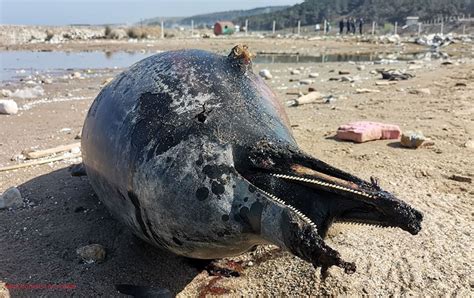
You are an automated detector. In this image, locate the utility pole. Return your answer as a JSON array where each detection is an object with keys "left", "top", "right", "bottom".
[
  {"left": 245, "top": 19, "right": 248, "bottom": 36},
  {"left": 297, "top": 20, "right": 301, "bottom": 36},
  {"left": 394, "top": 21, "right": 398, "bottom": 35},
  {"left": 161, "top": 20, "right": 164, "bottom": 39},
  {"left": 324, "top": 19, "right": 327, "bottom": 34},
  {"left": 191, "top": 20, "right": 194, "bottom": 37},
  {"left": 418, "top": 22, "right": 422, "bottom": 36},
  {"left": 272, "top": 20, "right": 276, "bottom": 35},
  {"left": 440, "top": 19, "right": 444, "bottom": 35},
  {"left": 372, "top": 21, "right": 375, "bottom": 35}
]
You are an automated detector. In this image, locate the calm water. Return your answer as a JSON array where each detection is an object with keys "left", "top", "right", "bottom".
[{"left": 0, "top": 50, "right": 429, "bottom": 82}]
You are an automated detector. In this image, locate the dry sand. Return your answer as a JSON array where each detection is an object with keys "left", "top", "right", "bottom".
[{"left": 0, "top": 38, "right": 473, "bottom": 296}]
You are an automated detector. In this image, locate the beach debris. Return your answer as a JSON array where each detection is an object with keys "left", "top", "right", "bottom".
[
  {"left": 70, "top": 72, "right": 82, "bottom": 79},
  {"left": 0, "top": 187, "right": 23, "bottom": 209},
  {"left": 11, "top": 86, "right": 44, "bottom": 99},
  {"left": 448, "top": 175, "right": 472, "bottom": 183},
  {"left": 309, "top": 73, "right": 319, "bottom": 78},
  {"left": 356, "top": 88, "right": 380, "bottom": 94},
  {"left": 258, "top": 69, "right": 273, "bottom": 80},
  {"left": 21, "top": 142, "right": 81, "bottom": 160},
  {"left": 409, "top": 88, "right": 431, "bottom": 95},
  {"left": 286, "top": 91, "right": 324, "bottom": 107},
  {"left": 380, "top": 70, "right": 414, "bottom": 81},
  {"left": 290, "top": 69, "right": 300, "bottom": 75},
  {"left": 0, "top": 99, "right": 19, "bottom": 115},
  {"left": 0, "top": 152, "right": 81, "bottom": 172},
  {"left": 400, "top": 131, "right": 433, "bottom": 148},
  {"left": 1, "top": 89, "right": 13, "bottom": 97},
  {"left": 299, "top": 79, "right": 313, "bottom": 85},
  {"left": 415, "top": 34, "right": 454, "bottom": 48},
  {"left": 76, "top": 244, "right": 106, "bottom": 264},
  {"left": 336, "top": 121, "right": 401, "bottom": 143},
  {"left": 375, "top": 81, "right": 396, "bottom": 86}
]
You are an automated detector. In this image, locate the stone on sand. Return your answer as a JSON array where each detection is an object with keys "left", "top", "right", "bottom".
[
  {"left": 0, "top": 99, "right": 18, "bottom": 115},
  {"left": 259, "top": 69, "right": 273, "bottom": 80},
  {"left": 0, "top": 187, "right": 23, "bottom": 209},
  {"left": 76, "top": 244, "right": 106, "bottom": 264},
  {"left": 337, "top": 121, "right": 401, "bottom": 143}
]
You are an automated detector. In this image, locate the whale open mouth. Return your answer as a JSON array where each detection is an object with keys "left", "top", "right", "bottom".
[{"left": 232, "top": 141, "right": 423, "bottom": 274}]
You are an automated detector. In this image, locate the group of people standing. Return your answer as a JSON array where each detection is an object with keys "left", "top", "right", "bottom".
[{"left": 339, "top": 18, "right": 364, "bottom": 34}]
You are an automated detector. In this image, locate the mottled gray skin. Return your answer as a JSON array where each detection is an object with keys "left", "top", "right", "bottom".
[
  {"left": 82, "top": 49, "right": 300, "bottom": 259},
  {"left": 82, "top": 48, "right": 422, "bottom": 274}
]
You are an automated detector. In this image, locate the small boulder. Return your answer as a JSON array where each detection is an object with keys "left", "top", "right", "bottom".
[
  {"left": 357, "top": 65, "right": 366, "bottom": 71},
  {"left": 1, "top": 89, "right": 13, "bottom": 97},
  {"left": 400, "top": 131, "right": 431, "bottom": 148},
  {"left": 76, "top": 244, "right": 106, "bottom": 264},
  {"left": 258, "top": 69, "right": 272, "bottom": 80},
  {"left": 308, "top": 73, "right": 319, "bottom": 78},
  {"left": 0, "top": 100, "right": 18, "bottom": 115},
  {"left": 290, "top": 69, "right": 300, "bottom": 75},
  {"left": 0, "top": 187, "right": 23, "bottom": 209}
]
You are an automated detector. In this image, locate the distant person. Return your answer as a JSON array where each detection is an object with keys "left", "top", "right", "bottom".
[
  {"left": 339, "top": 19, "right": 344, "bottom": 34},
  {"left": 351, "top": 18, "right": 356, "bottom": 34},
  {"left": 346, "top": 18, "right": 351, "bottom": 34},
  {"left": 358, "top": 18, "right": 364, "bottom": 34},
  {"left": 325, "top": 19, "right": 331, "bottom": 34}
]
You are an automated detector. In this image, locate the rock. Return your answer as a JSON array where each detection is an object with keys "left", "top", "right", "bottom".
[
  {"left": 339, "top": 70, "right": 350, "bottom": 75},
  {"left": 71, "top": 72, "right": 82, "bottom": 79},
  {"left": 0, "top": 89, "right": 13, "bottom": 97},
  {"left": 400, "top": 131, "right": 430, "bottom": 148},
  {"left": 42, "top": 78, "right": 53, "bottom": 84},
  {"left": 336, "top": 121, "right": 401, "bottom": 143},
  {"left": 24, "top": 80, "right": 37, "bottom": 86},
  {"left": 0, "top": 187, "right": 23, "bottom": 209},
  {"left": 340, "top": 76, "right": 354, "bottom": 82},
  {"left": 465, "top": 140, "right": 474, "bottom": 149},
  {"left": 308, "top": 73, "right": 319, "bottom": 78},
  {"left": 60, "top": 127, "right": 72, "bottom": 133},
  {"left": 409, "top": 88, "right": 431, "bottom": 95},
  {"left": 441, "top": 60, "right": 453, "bottom": 65},
  {"left": 258, "top": 69, "right": 272, "bottom": 80},
  {"left": 299, "top": 79, "right": 313, "bottom": 85},
  {"left": 323, "top": 95, "right": 336, "bottom": 104},
  {"left": 356, "top": 88, "right": 380, "bottom": 94},
  {"left": 76, "top": 244, "right": 106, "bottom": 264},
  {"left": 455, "top": 82, "right": 467, "bottom": 87},
  {"left": 381, "top": 70, "right": 414, "bottom": 81},
  {"left": 290, "top": 69, "right": 300, "bottom": 75},
  {"left": 357, "top": 65, "right": 366, "bottom": 71},
  {"left": 448, "top": 175, "right": 472, "bottom": 183},
  {"left": 11, "top": 86, "right": 44, "bottom": 99},
  {"left": 0, "top": 100, "right": 19, "bottom": 115}
]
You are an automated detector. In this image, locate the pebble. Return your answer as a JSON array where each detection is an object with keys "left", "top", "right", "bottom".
[
  {"left": 0, "top": 100, "right": 19, "bottom": 115},
  {"left": 299, "top": 79, "right": 313, "bottom": 85},
  {"left": 464, "top": 140, "right": 474, "bottom": 149},
  {"left": 400, "top": 131, "right": 429, "bottom": 148},
  {"left": 0, "top": 89, "right": 13, "bottom": 97},
  {"left": 308, "top": 73, "right": 319, "bottom": 78},
  {"left": 0, "top": 187, "right": 23, "bottom": 209},
  {"left": 76, "top": 244, "right": 106, "bottom": 264},
  {"left": 258, "top": 69, "right": 273, "bottom": 80},
  {"left": 71, "top": 72, "right": 82, "bottom": 79},
  {"left": 409, "top": 88, "right": 431, "bottom": 95},
  {"left": 290, "top": 69, "right": 300, "bottom": 75}
]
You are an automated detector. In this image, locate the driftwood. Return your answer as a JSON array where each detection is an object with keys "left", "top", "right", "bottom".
[
  {"left": 22, "top": 142, "right": 80, "bottom": 159},
  {"left": 0, "top": 153, "right": 81, "bottom": 172}
]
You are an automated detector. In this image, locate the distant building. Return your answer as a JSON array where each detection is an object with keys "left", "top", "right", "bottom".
[
  {"left": 214, "top": 21, "right": 235, "bottom": 35},
  {"left": 406, "top": 16, "right": 419, "bottom": 26}
]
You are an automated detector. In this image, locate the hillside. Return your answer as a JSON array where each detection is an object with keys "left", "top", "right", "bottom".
[
  {"left": 234, "top": 0, "right": 474, "bottom": 30},
  {"left": 143, "top": 6, "right": 289, "bottom": 27}
]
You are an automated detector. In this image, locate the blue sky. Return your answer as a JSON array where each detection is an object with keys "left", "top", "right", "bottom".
[{"left": 0, "top": 0, "right": 301, "bottom": 25}]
